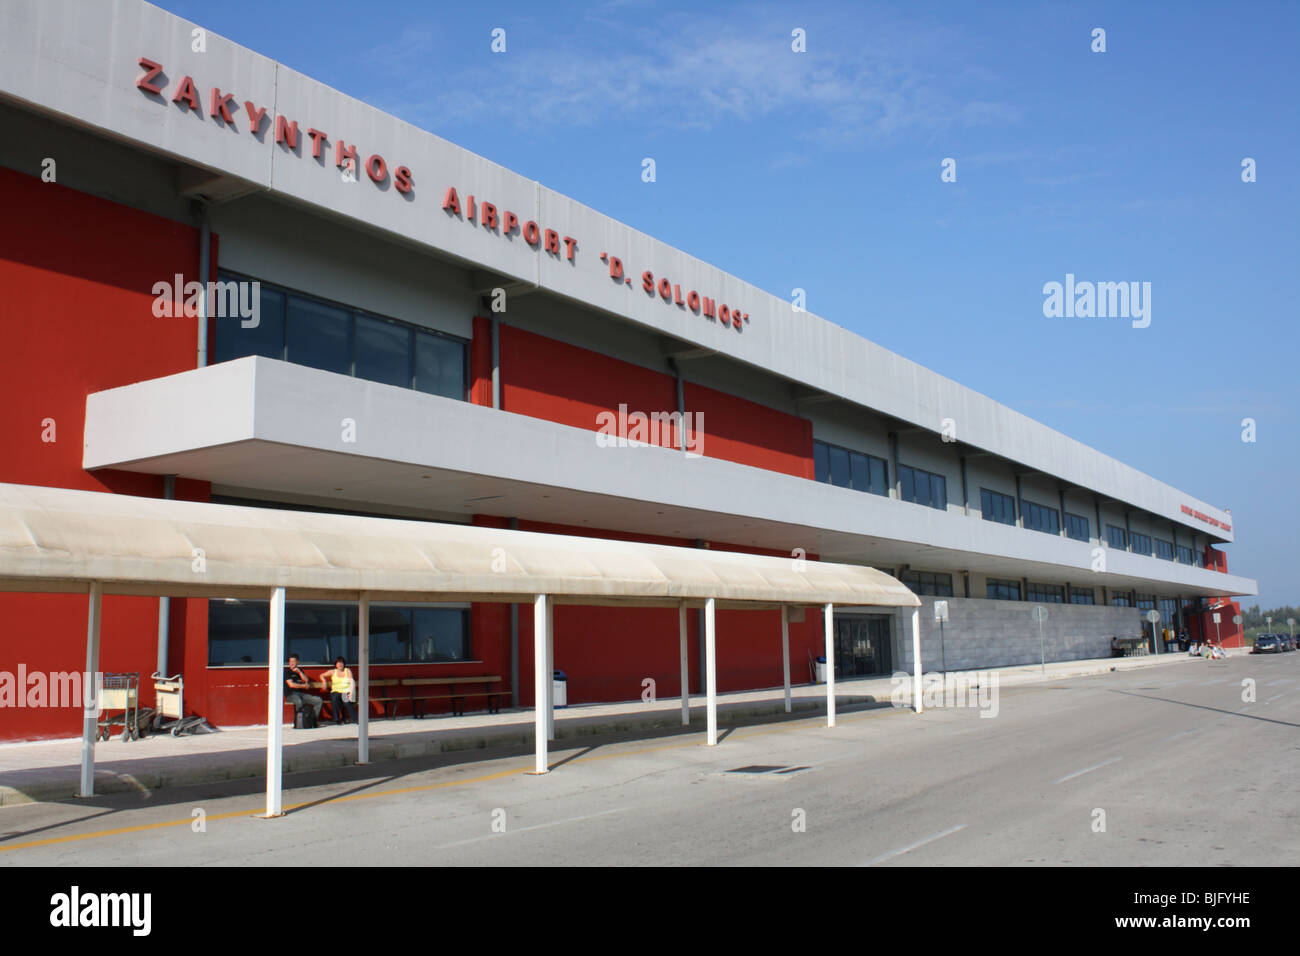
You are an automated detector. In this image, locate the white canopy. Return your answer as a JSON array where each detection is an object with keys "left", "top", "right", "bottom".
[
  {"left": 0, "top": 482, "right": 919, "bottom": 610},
  {"left": 0, "top": 480, "right": 924, "bottom": 813}
]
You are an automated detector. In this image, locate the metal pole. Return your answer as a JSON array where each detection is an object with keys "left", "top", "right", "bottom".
[
  {"left": 939, "top": 619, "right": 947, "bottom": 674},
  {"left": 357, "top": 593, "right": 370, "bottom": 764},
  {"left": 1038, "top": 615, "right": 1046, "bottom": 675},
  {"left": 824, "top": 602, "right": 836, "bottom": 728},
  {"left": 679, "top": 602, "right": 690, "bottom": 726},
  {"left": 704, "top": 597, "right": 717, "bottom": 746},
  {"left": 781, "top": 605, "right": 792, "bottom": 714},
  {"left": 79, "top": 582, "right": 102, "bottom": 798},
  {"left": 911, "top": 607, "right": 923, "bottom": 714},
  {"left": 532, "top": 594, "right": 548, "bottom": 774},
  {"left": 265, "top": 586, "right": 285, "bottom": 818}
]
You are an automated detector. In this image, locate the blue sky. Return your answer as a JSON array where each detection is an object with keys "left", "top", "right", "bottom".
[{"left": 156, "top": 0, "right": 1299, "bottom": 608}]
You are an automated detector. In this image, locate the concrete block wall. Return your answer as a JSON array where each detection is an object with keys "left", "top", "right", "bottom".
[{"left": 891, "top": 596, "right": 1143, "bottom": 673}]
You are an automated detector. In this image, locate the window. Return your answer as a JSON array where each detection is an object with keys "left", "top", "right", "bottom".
[
  {"left": 898, "top": 464, "right": 946, "bottom": 510},
  {"left": 213, "top": 271, "right": 468, "bottom": 400},
  {"left": 1130, "top": 533, "right": 1152, "bottom": 556},
  {"left": 1154, "top": 538, "right": 1174, "bottom": 561},
  {"left": 1026, "top": 582, "right": 1065, "bottom": 603},
  {"left": 1135, "top": 593, "right": 1157, "bottom": 612},
  {"left": 1070, "top": 587, "right": 1095, "bottom": 605},
  {"left": 1192, "top": 549, "right": 1205, "bottom": 568},
  {"left": 987, "top": 578, "right": 1022, "bottom": 601},
  {"left": 900, "top": 570, "right": 954, "bottom": 597},
  {"left": 1106, "top": 524, "right": 1128, "bottom": 549},
  {"left": 981, "top": 488, "right": 1016, "bottom": 525},
  {"left": 355, "top": 314, "right": 411, "bottom": 388},
  {"left": 812, "top": 441, "right": 887, "bottom": 496},
  {"left": 1111, "top": 594, "right": 1132, "bottom": 607},
  {"left": 1176, "top": 545, "right": 1194, "bottom": 565},
  {"left": 288, "top": 295, "right": 352, "bottom": 376},
  {"left": 208, "top": 600, "right": 471, "bottom": 666},
  {"left": 1065, "top": 512, "right": 1090, "bottom": 542},
  {"left": 1022, "top": 498, "right": 1062, "bottom": 535},
  {"left": 212, "top": 283, "right": 285, "bottom": 363}
]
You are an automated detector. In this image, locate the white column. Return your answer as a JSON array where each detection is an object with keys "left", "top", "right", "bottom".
[
  {"left": 265, "top": 586, "right": 286, "bottom": 818},
  {"left": 911, "top": 606, "right": 923, "bottom": 714},
  {"left": 824, "top": 602, "right": 836, "bottom": 728},
  {"left": 357, "top": 593, "right": 370, "bottom": 764},
  {"left": 781, "top": 605, "right": 792, "bottom": 714},
  {"left": 79, "top": 582, "right": 102, "bottom": 798},
  {"left": 679, "top": 602, "right": 690, "bottom": 726},
  {"left": 532, "top": 594, "right": 549, "bottom": 774},
  {"left": 545, "top": 599, "right": 555, "bottom": 741},
  {"left": 705, "top": 597, "right": 717, "bottom": 745}
]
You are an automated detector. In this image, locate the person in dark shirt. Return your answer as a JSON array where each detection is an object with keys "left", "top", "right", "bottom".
[{"left": 285, "top": 654, "right": 323, "bottom": 725}]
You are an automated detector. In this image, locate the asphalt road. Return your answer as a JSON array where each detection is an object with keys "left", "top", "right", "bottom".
[{"left": 2, "top": 653, "right": 1296, "bottom": 866}]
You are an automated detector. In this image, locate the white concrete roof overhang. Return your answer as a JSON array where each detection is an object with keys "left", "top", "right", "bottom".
[
  {"left": 82, "top": 359, "right": 1258, "bottom": 600},
  {"left": 0, "top": 482, "right": 920, "bottom": 611}
]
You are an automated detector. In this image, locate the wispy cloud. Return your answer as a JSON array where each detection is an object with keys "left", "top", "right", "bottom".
[{"left": 359, "top": 7, "right": 1020, "bottom": 145}]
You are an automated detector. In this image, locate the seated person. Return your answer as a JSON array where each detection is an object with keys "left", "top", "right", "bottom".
[
  {"left": 321, "top": 656, "right": 358, "bottom": 725},
  {"left": 285, "top": 653, "right": 323, "bottom": 724}
]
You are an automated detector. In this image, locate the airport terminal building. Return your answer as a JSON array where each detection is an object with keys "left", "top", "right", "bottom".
[{"left": 0, "top": 0, "right": 1257, "bottom": 740}]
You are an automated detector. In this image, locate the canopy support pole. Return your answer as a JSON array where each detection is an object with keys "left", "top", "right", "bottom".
[
  {"left": 825, "top": 602, "right": 836, "bottom": 728},
  {"left": 545, "top": 599, "right": 555, "bottom": 741},
  {"left": 679, "top": 602, "right": 690, "bottom": 726},
  {"left": 911, "top": 606, "right": 923, "bottom": 714},
  {"left": 357, "top": 593, "right": 370, "bottom": 764},
  {"left": 265, "top": 585, "right": 285, "bottom": 818},
  {"left": 532, "top": 594, "right": 549, "bottom": 774},
  {"left": 781, "top": 605, "right": 792, "bottom": 714},
  {"left": 705, "top": 597, "right": 717, "bottom": 745},
  {"left": 78, "top": 581, "right": 102, "bottom": 798}
]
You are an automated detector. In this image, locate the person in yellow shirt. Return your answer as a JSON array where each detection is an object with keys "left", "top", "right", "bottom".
[{"left": 319, "top": 656, "right": 357, "bottom": 725}]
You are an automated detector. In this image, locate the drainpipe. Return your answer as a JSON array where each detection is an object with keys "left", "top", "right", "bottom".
[
  {"left": 491, "top": 316, "right": 501, "bottom": 409},
  {"left": 667, "top": 357, "right": 686, "bottom": 452},
  {"left": 195, "top": 200, "right": 211, "bottom": 368},
  {"left": 156, "top": 475, "right": 175, "bottom": 676}
]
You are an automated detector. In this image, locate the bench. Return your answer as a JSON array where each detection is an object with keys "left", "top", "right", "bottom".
[{"left": 402, "top": 676, "right": 510, "bottom": 717}]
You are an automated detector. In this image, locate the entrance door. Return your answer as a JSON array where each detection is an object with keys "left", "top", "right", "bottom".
[{"left": 833, "top": 614, "right": 892, "bottom": 678}]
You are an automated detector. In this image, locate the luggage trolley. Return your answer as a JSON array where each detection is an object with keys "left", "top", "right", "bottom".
[
  {"left": 97, "top": 672, "right": 141, "bottom": 742},
  {"left": 151, "top": 672, "right": 207, "bottom": 736}
]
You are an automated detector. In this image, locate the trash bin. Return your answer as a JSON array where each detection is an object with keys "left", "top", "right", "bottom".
[
  {"left": 815, "top": 657, "right": 827, "bottom": 684},
  {"left": 552, "top": 669, "right": 567, "bottom": 708}
]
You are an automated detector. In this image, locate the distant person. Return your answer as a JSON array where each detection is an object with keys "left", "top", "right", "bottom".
[
  {"left": 1177, "top": 627, "right": 1189, "bottom": 652},
  {"left": 321, "top": 656, "right": 358, "bottom": 725},
  {"left": 284, "top": 654, "right": 322, "bottom": 726}
]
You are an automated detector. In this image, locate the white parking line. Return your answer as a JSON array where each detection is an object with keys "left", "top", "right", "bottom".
[
  {"left": 1055, "top": 756, "right": 1123, "bottom": 784},
  {"left": 432, "top": 807, "right": 631, "bottom": 850},
  {"left": 1264, "top": 694, "right": 1288, "bottom": 705},
  {"left": 863, "top": 824, "right": 967, "bottom": 865}
]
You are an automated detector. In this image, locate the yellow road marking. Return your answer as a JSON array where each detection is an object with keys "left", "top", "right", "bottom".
[{"left": 0, "top": 703, "right": 907, "bottom": 853}]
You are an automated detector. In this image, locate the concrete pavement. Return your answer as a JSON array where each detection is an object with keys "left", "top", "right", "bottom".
[{"left": 0, "top": 648, "right": 1237, "bottom": 806}]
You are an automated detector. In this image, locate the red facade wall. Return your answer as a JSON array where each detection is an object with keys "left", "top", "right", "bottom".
[
  {"left": 498, "top": 323, "right": 813, "bottom": 473},
  {"left": 0, "top": 168, "right": 211, "bottom": 740}
]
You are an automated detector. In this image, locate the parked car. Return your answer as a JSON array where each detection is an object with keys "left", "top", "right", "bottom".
[
  {"left": 1281, "top": 634, "right": 1297, "bottom": 652},
  {"left": 1253, "top": 634, "right": 1280, "bottom": 654}
]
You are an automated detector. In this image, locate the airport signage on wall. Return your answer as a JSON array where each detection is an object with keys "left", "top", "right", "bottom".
[
  {"left": 136, "top": 56, "right": 751, "bottom": 335},
  {"left": 1180, "top": 504, "right": 1230, "bottom": 533}
]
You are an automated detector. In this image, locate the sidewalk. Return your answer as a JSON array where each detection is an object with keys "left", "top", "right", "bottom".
[{"left": 0, "top": 648, "right": 1228, "bottom": 806}]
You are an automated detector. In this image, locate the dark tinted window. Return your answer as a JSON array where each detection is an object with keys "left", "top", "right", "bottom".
[
  {"left": 212, "top": 278, "right": 285, "bottom": 363},
  {"left": 287, "top": 295, "right": 352, "bottom": 375},
  {"left": 415, "top": 330, "right": 467, "bottom": 400},
  {"left": 355, "top": 314, "right": 411, "bottom": 388}
]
